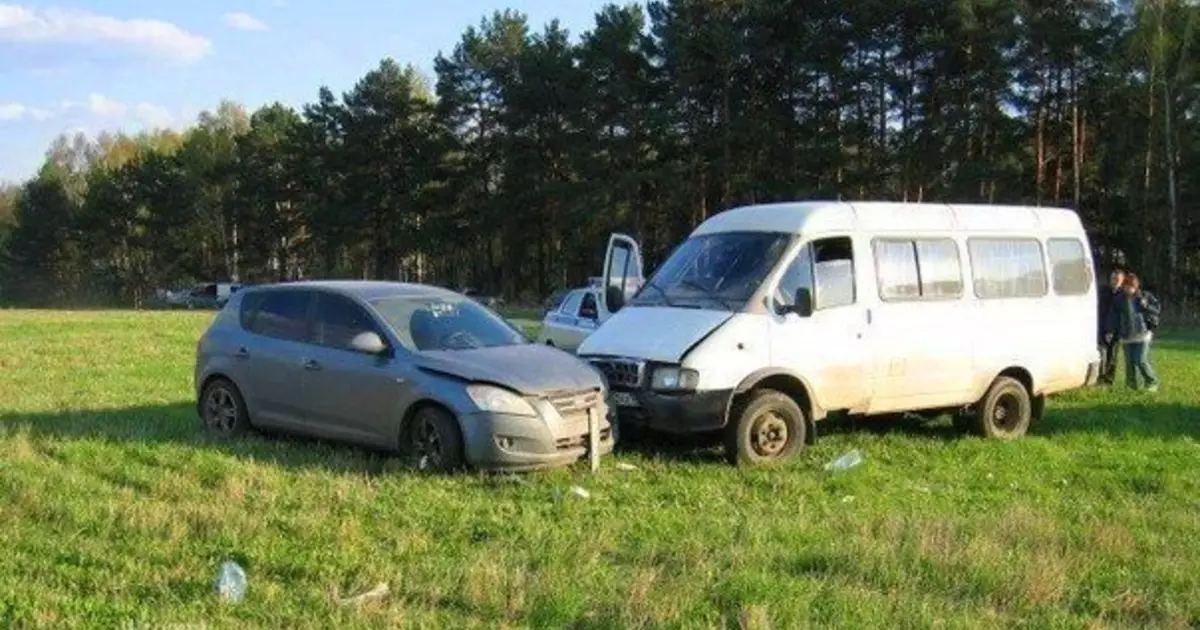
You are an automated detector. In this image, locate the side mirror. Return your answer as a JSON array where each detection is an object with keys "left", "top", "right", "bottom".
[
  {"left": 606, "top": 285, "right": 625, "bottom": 313},
  {"left": 792, "top": 287, "right": 814, "bottom": 317},
  {"left": 349, "top": 331, "right": 389, "bottom": 355}
]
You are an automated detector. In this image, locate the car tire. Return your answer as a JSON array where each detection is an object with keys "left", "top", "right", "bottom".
[
  {"left": 405, "top": 405, "right": 465, "bottom": 472},
  {"left": 199, "top": 377, "right": 251, "bottom": 438},
  {"left": 971, "top": 376, "right": 1032, "bottom": 439},
  {"left": 723, "top": 388, "right": 807, "bottom": 467}
]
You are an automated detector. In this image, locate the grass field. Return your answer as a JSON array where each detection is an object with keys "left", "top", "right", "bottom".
[{"left": 1, "top": 309, "right": 1198, "bottom": 629}]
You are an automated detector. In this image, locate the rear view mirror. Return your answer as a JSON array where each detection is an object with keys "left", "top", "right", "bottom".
[
  {"left": 350, "top": 331, "right": 389, "bottom": 355},
  {"left": 792, "top": 287, "right": 813, "bottom": 317}
]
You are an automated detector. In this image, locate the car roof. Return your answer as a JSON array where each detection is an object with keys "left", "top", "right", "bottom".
[{"left": 243, "top": 280, "right": 460, "bottom": 302}]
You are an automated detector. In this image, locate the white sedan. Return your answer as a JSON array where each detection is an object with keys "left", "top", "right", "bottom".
[{"left": 536, "top": 286, "right": 606, "bottom": 353}]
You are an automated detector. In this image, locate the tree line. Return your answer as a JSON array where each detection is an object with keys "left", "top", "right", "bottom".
[{"left": 0, "top": 0, "right": 1197, "bottom": 309}]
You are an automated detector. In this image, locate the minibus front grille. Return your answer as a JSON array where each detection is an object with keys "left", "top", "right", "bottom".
[{"left": 588, "top": 358, "right": 644, "bottom": 389}]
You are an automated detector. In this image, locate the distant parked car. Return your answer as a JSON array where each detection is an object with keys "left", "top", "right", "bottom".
[
  {"left": 536, "top": 238, "right": 643, "bottom": 353},
  {"left": 194, "top": 280, "right": 613, "bottom": 472},
  {"left": 179, "top": 282, "right": 242, "bottom": 309}
]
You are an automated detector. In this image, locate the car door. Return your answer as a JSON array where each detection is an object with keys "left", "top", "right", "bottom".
[
  {"left": 600, "top": 234, "right": 644, "bottom": 315},
  {"left": 867, "top": 236, "right": 975, "bottom": 411},
  {"left": 541, "top": 290, "right": 583, "bottom": 348},
  {"left": 549, "top": 290, "right": 601, "bottom": 352},
  {"left": 298, "top": 291, "right": 414, "bottom": 445},
  {"left": 768, "top": 235, "right": 874, "bottom": 414},
  {"left": 236, "top": 288, "right": 315, "bottom": 430}
]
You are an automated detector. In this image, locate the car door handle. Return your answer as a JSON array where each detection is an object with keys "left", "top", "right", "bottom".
[
  {"left": 234, "top": 347, "right": 250, "bottom": 359},
  {"left": 302, "top": 359, "right": 321, "bottom": 371}
]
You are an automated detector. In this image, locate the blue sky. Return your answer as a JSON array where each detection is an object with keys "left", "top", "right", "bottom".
[{"left": 0, "top": 0, "right": 615, "bottom": 183}]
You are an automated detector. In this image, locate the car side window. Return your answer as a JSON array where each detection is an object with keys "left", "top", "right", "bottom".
[
  {"left": 579, "top": 292, "right": 599, "bottom": 319},
  {"left": 559, "top": 291, "right": 583, "bottom": 316},
  {"left": 248, "top": 290, "right": 311, "bottom": 342},
  {"left": 775, "top": 244, "right": 814, "bottom": 310},
  {"left": 313, "top": 292, "right": 384, "bottom": 351}
]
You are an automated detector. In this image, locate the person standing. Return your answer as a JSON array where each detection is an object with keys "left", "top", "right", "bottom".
[
  {"left": 1108, "top": 272, "right": 1161, "bottom": 392},
  {"left": 1097, "top": 268, "right": 1124, "bottom": 385}
]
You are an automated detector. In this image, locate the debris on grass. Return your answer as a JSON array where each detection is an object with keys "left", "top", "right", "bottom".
[
  {"left": 338, "top": 582, "right": 390, "bottom": 606},
  {"left": 824, "top": 449, "right": 863, "bottom": 472},
  {"left": 614, "top": 462, "right": 638, "bottom": 472},
  {"left": 569, "top": 486, "right": 591, "bottom": 499},
  {"left": 841, "top": 495, "right": 856, "bottom": 503},
  {"left": 215, "top": 561, "right": 247, "bottom": 603}
]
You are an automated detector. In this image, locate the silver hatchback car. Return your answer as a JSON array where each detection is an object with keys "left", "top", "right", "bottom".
[{"left": 194, "top": 281, "right": 614, "bottom": 472}]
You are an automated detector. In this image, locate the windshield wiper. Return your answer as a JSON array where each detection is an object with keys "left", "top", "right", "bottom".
[
  {"left": 677, "top": 278, "right": 738, "bottom": 310},
  {"left": 633, "top": 279, "right": 674, "bottom": 307}
]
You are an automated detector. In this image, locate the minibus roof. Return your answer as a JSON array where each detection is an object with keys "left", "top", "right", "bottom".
[{"left": 692, "top": 201, "right": 1084, "bottom": 236}]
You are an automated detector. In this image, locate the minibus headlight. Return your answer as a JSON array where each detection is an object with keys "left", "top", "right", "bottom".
[{"left": 651, "top": 367, "right": 699, "bottom": 391}]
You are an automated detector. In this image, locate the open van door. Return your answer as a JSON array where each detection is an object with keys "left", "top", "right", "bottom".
[{"left": 601, "top": 233, "right": 644, "bottom": 315}]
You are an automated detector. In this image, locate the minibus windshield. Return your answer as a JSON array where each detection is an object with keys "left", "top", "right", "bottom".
[{"left": 631, "top": 231, "right": 793, "bottom": 311}]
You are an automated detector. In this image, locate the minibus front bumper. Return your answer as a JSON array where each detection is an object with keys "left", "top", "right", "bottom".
[{"left": 608, "top": 388, "right": 732, "bottom": 434}]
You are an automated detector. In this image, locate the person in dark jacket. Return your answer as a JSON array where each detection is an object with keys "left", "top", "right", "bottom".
[
  {"left": 1097, "top": 268, "right": 1124, "bottom": 385},
  {"left": 1106, "top": 272, "right": 1160, "bottom": 392}
]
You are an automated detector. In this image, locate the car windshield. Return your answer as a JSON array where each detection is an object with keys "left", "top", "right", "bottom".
[
  {"left": 631, "top": 231, "right": 794, "bottom": 311},
  {"left": 369, "top": 295, "right": 527, "bottom": 352}
]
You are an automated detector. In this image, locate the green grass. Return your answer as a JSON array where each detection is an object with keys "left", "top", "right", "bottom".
[{"left": 1, "top": 309, "right": 1198, "bottom": 629}]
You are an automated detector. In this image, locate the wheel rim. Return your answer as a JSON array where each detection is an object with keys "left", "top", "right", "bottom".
[
  {"left": 750, "top": 410, "right": 790, "bottom": 458},
  {"left": 992, "top": 391, "right": 1023, "bottom": 432},
  {"left": 413, "top": 417, "right": 444, "bottom": 468},
  {"left": 204, "top": 386, "right": 238, "bottom": 433}
]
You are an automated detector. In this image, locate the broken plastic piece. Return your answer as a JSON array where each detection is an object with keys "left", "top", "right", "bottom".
[
  {"left": 215, "top": 561, "right": 247, "bottom": 603},
  {"left": 339, "top": 582, "right": 390, "bottom": 606}
]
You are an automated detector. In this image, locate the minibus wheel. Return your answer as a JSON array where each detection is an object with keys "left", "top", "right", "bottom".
[
  {"left": 972, "top": 376, "right": 1032, "bottom": 438},
  {"left": 724, "top": 389, "right": 806, "bottom": 466}
]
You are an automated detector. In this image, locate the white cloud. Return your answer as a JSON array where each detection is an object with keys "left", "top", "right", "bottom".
[
  {"left": 223, "top": 12, "right": 268, "bottom": 31},
  {"left": 56, "top": 93, "right": 176, "bottom": 128},
  {"left": 86, "top": 92, "right": 126, "bottom": 117},
  {"left": 0, "top": 3, "right": 212, "bottom": 63},
  {"left": 134, "top": 102, "right": 173, "bottom": 127},
  {"left": 0, "top": 101, "right": 54, "bottom": 122}
]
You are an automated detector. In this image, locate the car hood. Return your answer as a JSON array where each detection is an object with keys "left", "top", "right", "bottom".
[
  {"left": 577, "top": 306, "right": 734, "bottom": 363},
  {"left": 414, "top": 343, "right": 603, "bottom": 395}
]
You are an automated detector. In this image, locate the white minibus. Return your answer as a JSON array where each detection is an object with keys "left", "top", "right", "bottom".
[{"left": 577, "top": 201, "right": 1101, "bottom": 466}]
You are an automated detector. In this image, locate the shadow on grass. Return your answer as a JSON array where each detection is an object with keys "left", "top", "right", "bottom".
[
  {"left": 1, "top": 393, "right": 1195, "bottom": 476},
  {"left": 1034, "top": 399, "right": 1199, "bottom": 440},
  {"left": 0, "top": 403, "right": 414, "bottom": 476}
]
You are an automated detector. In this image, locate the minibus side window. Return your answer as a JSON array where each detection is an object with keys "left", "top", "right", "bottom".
[
  {"left": 812, "top": 237, "right": 856, "bottom": 309},
  {"left": 1046, "top": 238, "right": 1092, "bottom": 295},
  {"left": 873, "top": 237, "right": 963, "bottom": 301},
  {"left": 967, "top": 238, "right": 1048, "bottom": 299},
  {"left": 774, "top": 244, "right": 814, "bottom": 311}
]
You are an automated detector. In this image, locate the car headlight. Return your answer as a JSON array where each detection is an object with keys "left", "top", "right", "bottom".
[
  {"left": 651, "top": 366, "right": 699, "bottom": 391},
  {"left": 466, "top": 384, "right": 538, "bottom": 417}
]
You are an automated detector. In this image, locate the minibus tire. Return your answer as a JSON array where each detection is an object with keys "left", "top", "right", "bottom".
[
  {"left": 724, "top": 389, "right": 806, "bottom": 466},
  {"left": 973, "top": 376, "right": 1032, "bottom": 438}
]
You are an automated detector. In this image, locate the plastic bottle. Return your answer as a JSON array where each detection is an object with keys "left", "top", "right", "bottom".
[{"left": 824, "top": 449, "right": 864, "bottom": 472}]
